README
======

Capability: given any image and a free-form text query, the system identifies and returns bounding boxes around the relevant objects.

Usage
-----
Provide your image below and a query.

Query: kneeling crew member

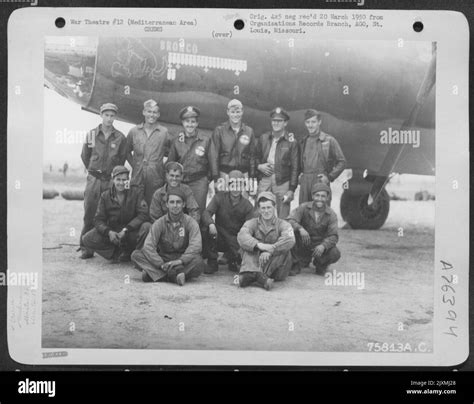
[287,182,341,276]
[149,161,200,223]
[201,170,255,273]
[131,187,205,285]
[237,192,295,290]
[82,166,150,262]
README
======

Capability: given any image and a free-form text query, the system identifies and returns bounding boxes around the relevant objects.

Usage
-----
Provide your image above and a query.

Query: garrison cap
[100,103,118,114]
[179,106,200,120]
[311,182,331,195]
[227,99,243,109]
[257,191,276,204]
[111,165,129,178]
[167,187,186,202]
[165,161,184,173]
[304,109,321,120]
[228,169,244,179]
[270,107,290,121]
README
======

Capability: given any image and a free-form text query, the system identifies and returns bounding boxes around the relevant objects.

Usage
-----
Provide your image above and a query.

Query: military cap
[227,99,243,109]
[270,107,290,121]
[311,182,331,195]
[257,191,277,204]
[143,99,158,109]
[179,106,200,120]
[167,187,186,202]
[100,103,118,114]
[165,161,184,173]
[304,109,321,120]
[228,169,244,179]
[111,165,129,178]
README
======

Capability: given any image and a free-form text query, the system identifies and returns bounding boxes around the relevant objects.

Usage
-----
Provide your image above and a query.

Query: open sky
[44,88,135,168]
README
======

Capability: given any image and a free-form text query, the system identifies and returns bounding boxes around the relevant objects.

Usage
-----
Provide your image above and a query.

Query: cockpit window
[44,37,98,108]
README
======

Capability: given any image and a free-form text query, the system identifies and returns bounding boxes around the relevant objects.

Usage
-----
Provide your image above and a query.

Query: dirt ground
[42,173,434,352]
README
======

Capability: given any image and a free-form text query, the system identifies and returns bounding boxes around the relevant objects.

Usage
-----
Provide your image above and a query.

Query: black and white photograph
[42,34,436,351]
[6,7,469,366]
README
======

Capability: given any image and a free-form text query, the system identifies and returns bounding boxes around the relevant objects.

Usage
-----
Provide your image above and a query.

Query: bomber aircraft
[44,36,436,229]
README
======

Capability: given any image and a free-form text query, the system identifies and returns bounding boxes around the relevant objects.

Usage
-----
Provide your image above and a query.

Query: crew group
[79,99,347,290]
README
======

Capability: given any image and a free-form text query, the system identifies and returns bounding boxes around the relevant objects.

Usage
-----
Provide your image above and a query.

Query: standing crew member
[126,99,170,206]
[287,182,341,276]
[82,166,151,262]
[79,103,127,259]
[201,170,255,274]
[149,161,200,223]
[211,99,257,264]
[211,99,257,186]
[167,106,218,214]
[237,192,295,290]
[131,188,205,286]
[299,109,346,203]
[256,107,299,219]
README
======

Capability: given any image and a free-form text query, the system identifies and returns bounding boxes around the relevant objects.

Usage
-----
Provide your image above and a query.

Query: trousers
[313,247,341,269]
[257,176,290,218]
[131,250,205,283]
[82,222,151,260]
[80,175,111,249]
[239,271,269,288]
[299,173,332,205]
[240,250,292,280]
[292,236,341,270]
[184,176,209,217]
[202,225,241,263]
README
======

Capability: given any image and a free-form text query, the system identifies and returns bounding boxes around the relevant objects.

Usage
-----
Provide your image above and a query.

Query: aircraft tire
[340,188,390,230]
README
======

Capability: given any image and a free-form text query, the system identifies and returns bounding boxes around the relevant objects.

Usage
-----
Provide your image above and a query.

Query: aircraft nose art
[44,37,98,108]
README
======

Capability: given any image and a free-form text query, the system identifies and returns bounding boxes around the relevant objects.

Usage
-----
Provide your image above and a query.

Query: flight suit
[131,213,205,283]
[126,122,170,206]
[298,131,346,203]
[212,121,257,178]
[237,215,295,287]
[201,192,255,265]
[149,183,201,223]
[256,131,299,218]
[167,129,218,215]
[80,125,127,250]
[287,202,341,272]
[82,185,150,260]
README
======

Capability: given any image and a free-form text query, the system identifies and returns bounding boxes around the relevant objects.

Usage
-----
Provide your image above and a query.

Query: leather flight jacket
[256,131,300,191]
